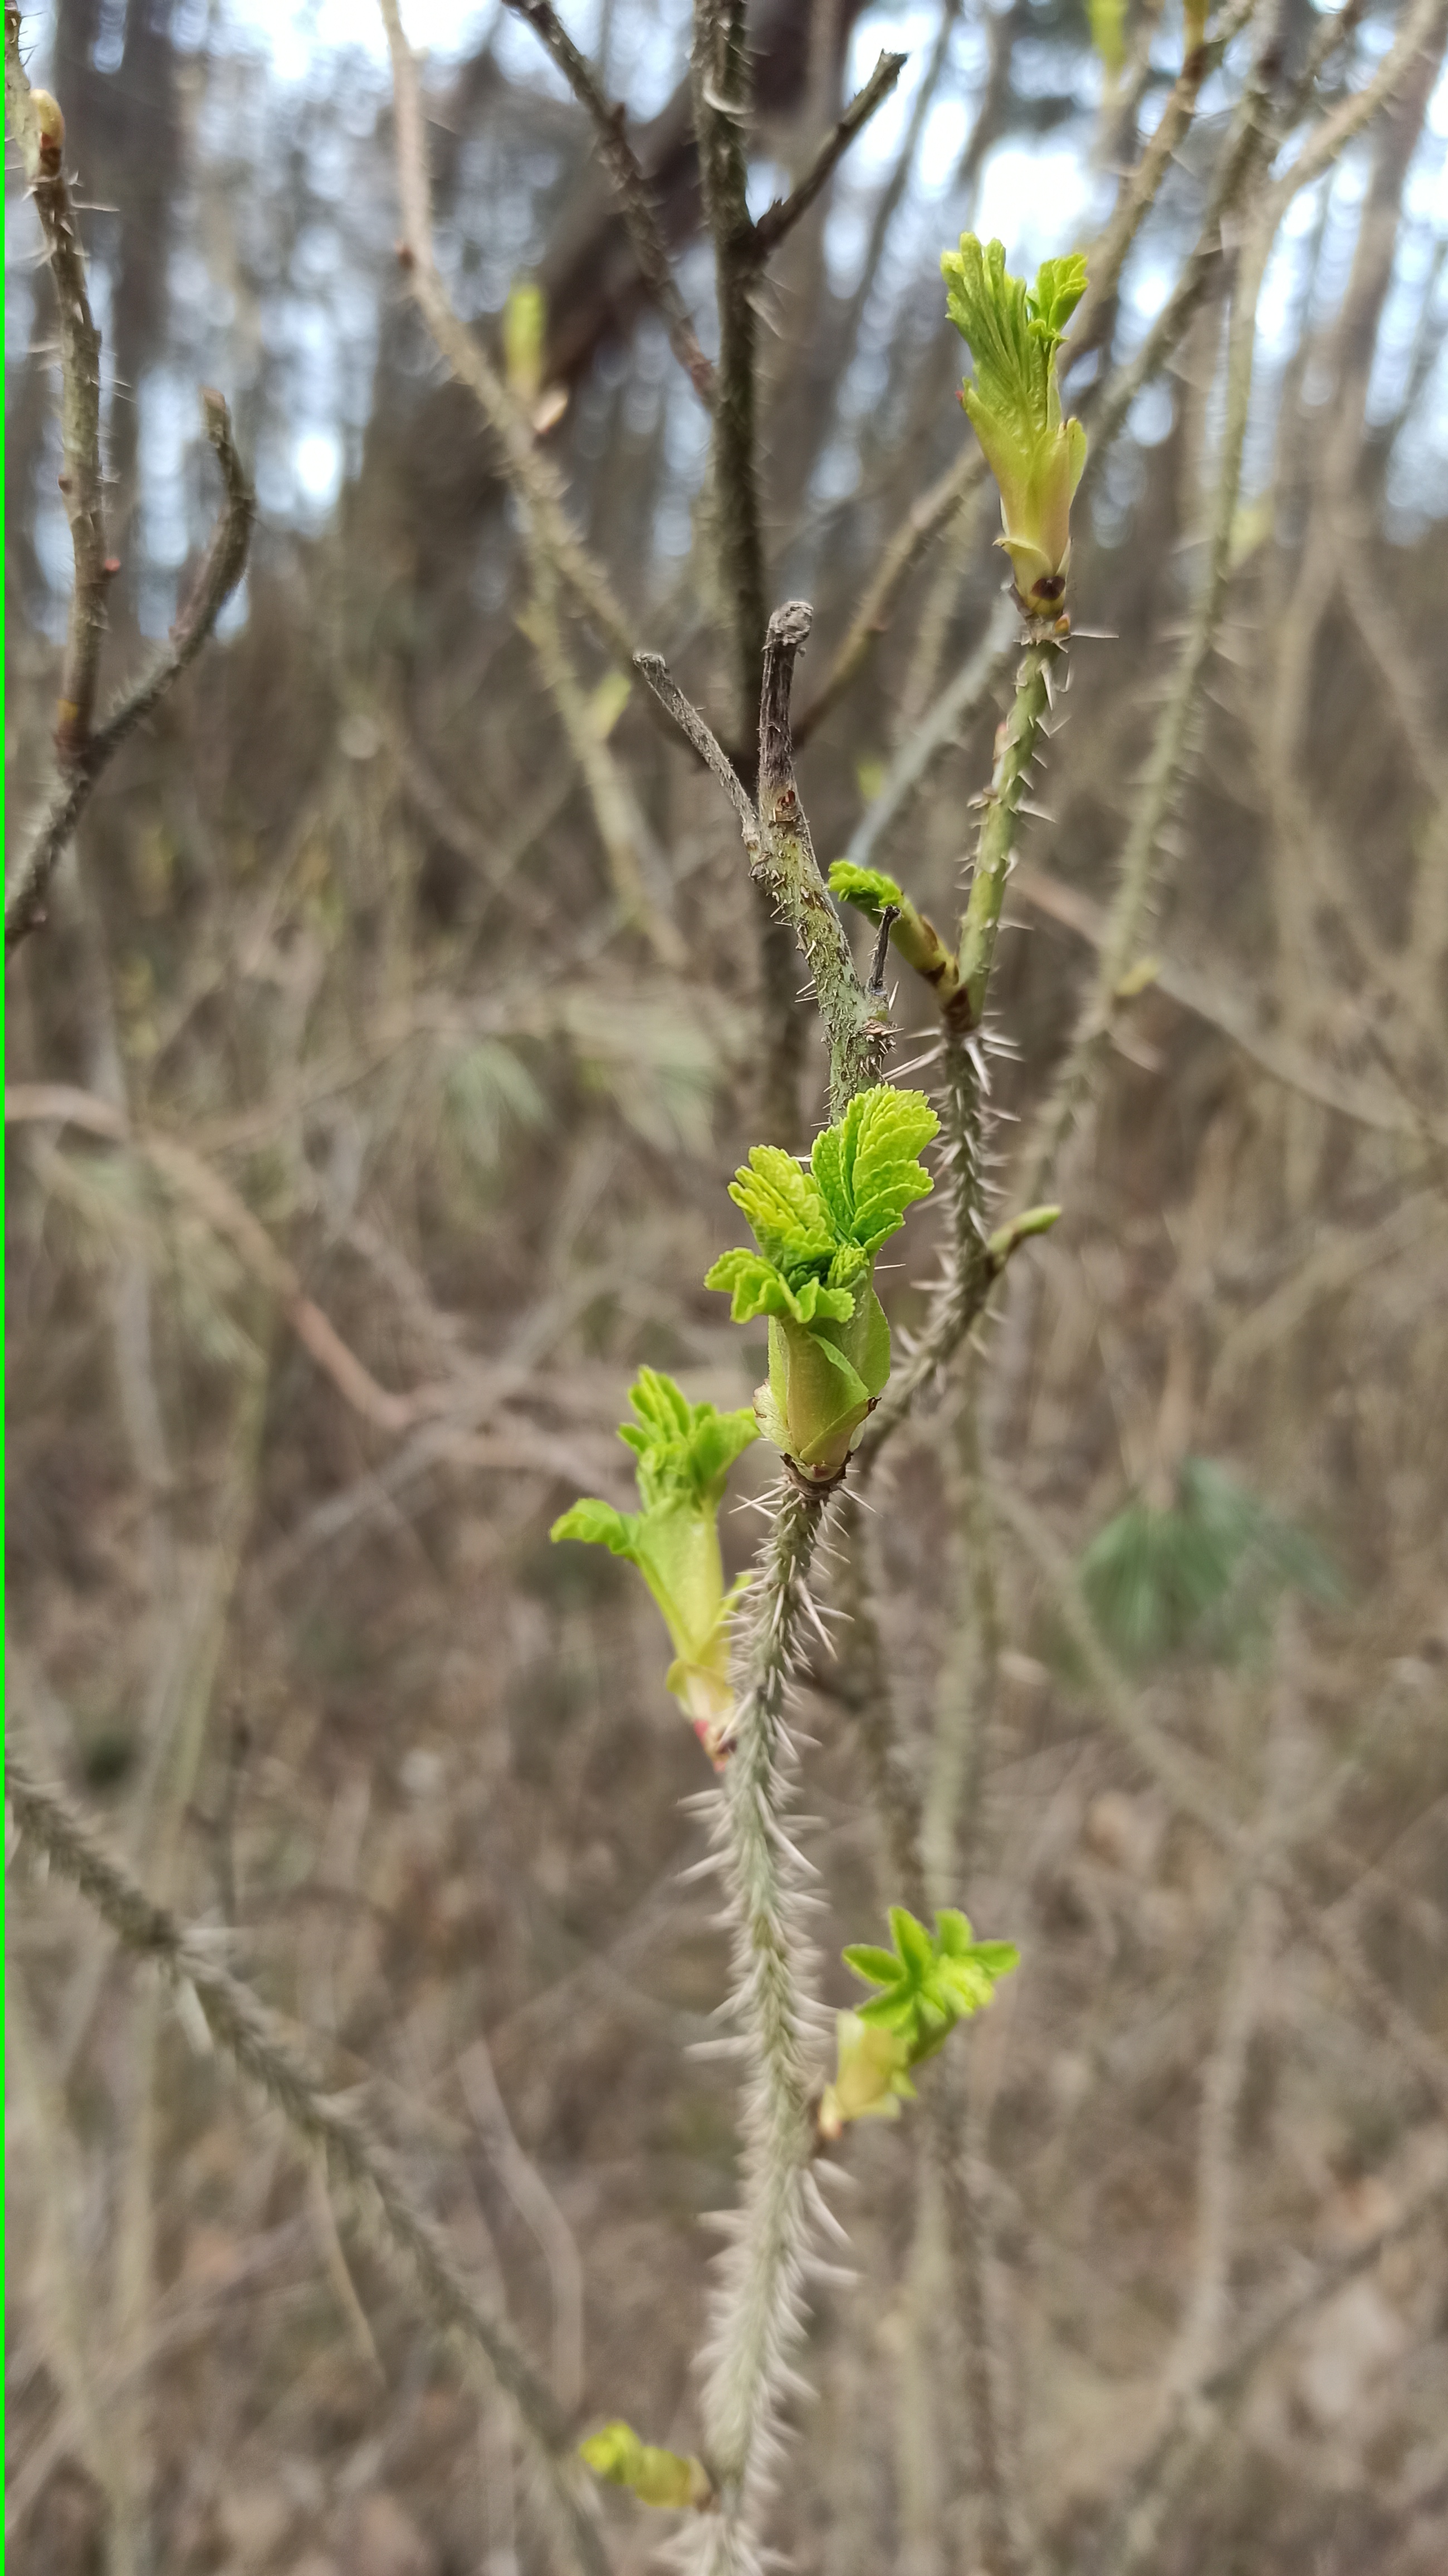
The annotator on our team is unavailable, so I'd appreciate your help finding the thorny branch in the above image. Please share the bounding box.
[637,606,890,1118]
[0,202,253,967]
[691,1484,834,2569]
[3,1743,612,2576]
[1063,0,1256,371]
[5,14,107,765]
[500,0,716,404]
[803,0,1393,753]
[6,387,254,959]
[756,602,892,1116]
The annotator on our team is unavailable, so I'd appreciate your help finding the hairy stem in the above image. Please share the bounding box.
[694,1485,830,2567]
[4,16,108,762]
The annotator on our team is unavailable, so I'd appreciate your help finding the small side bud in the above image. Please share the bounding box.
[580,2422,713,2512]
[503,279,547,406]
[30,88,65,172]
[985,1203,1062,1271]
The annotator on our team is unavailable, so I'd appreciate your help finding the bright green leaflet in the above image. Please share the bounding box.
[705,1086,939,1482]
[820,1905,1020,2135]
[579,2420,712,2511]
[551,1368,758,1760]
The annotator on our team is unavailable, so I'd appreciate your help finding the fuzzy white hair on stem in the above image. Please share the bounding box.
[668,1478,843,2573]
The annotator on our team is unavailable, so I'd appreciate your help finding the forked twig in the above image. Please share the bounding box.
[501,0,715,404]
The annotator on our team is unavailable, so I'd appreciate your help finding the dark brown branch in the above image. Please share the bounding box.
[4,1741,612,2576]
[750,50,906,259]
[691,0,803,1136]
[5,391,256,962]
[500,0,716,404]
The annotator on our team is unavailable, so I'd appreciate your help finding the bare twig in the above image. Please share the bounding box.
[689,0,805,1135]
[636,612,889,1115]
[3,1743,612,2576]
[521,560,687,964]
[633,652,761,839]
[5,389,255,960]
[378,0,637,670]
[1063,0,1256,372]
[500,0,715,404]
[750,52,907,258]
[692,0,766,732]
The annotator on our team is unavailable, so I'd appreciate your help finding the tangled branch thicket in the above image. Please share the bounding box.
[6,4,1447,2574]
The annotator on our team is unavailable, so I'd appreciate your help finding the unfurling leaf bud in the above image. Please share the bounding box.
[705,1087,938,1484]
[941,235,1088,618]
[551,1369,757,1763]
[829,861,961,1004]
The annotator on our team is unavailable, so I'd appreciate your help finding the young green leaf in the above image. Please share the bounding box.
[551,1370,757,1760]
[829,860,962,1002]
[941,233,1088,614]
[811,1085,940,1254]
[825,1904,1020,2126]
[706,1089,939,1483]
[726,1144,836,1267]
[828,861,905,918]
[579,2419,713,2511]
